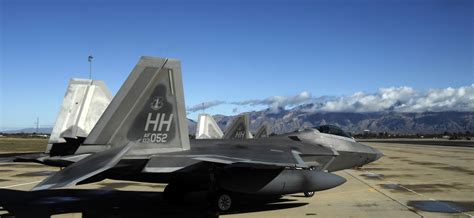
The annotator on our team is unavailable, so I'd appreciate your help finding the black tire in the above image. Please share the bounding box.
[304,191,315,197]
[215,191,233,212]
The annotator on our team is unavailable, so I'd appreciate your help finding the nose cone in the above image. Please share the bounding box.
[372,147,384,162]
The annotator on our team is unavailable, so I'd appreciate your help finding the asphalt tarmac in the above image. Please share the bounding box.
[0,141,473,218]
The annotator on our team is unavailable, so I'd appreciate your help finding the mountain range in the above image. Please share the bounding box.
[3,105,472,135]
[191,105,473,135]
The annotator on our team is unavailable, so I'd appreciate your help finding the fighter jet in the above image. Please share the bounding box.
[196,113,255,139]
[47,78,113,156]
[195,114,382,198]
[25,57,386,211]
[31,56,382,212]
[268,126,382,197]
[254,123,270,138]
[222,113,253,139]
[279,125,383,172]
[195,114,224,139]
[15,78,112,163]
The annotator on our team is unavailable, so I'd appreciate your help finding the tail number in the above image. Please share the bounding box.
[142,133,168,143]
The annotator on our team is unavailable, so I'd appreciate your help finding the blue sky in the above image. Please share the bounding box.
[1,0,473,130]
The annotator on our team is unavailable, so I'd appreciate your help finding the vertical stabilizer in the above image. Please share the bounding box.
[223,113,253,139]
[47,79,112,154]
[196,114,224,139]
[78,57,190,155]
[255,123,270,138]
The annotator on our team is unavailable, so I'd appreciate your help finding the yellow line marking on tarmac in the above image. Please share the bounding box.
[0,180,42,189]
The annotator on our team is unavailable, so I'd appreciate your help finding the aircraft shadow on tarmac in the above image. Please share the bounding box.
[0,188,307,218]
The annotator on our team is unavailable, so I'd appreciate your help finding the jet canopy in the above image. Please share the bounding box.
[313,125,352,138]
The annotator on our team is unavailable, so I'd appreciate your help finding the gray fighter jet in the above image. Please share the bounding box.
[31,56,382,212]
[197,114,370,197]
[195,114,224,139]
[15,78,112,163]
[222,113,253,139]
[272,126,383,197]
[47,78,113,155]
[279,125,383,172]
[196,113,256,139]
[254,123,270,138]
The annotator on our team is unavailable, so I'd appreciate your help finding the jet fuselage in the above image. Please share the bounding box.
[282,128,383,172]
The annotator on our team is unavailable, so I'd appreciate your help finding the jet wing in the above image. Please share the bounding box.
[32,142,135,190]
[192,150,310,168]
[142,155,305,173]
[142,143,338,173]
[15,153,92,168]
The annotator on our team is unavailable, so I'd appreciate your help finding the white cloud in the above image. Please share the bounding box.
[316,84,474,112]
[232,91,312,112]
[187,85,474,114]
[187,100,225,112]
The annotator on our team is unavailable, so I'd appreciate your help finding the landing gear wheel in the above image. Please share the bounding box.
[215,192,233,212]
[304,191,315,197]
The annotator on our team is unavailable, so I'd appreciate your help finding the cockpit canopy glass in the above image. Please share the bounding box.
[314,125,352,138]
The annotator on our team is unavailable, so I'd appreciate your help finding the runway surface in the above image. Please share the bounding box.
[359,139,474,148]
[0,141,473,217]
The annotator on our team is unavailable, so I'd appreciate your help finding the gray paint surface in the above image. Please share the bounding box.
[47,79,112,153]
[80,57,190,155]
[223,113,253,139]
[255,124,269,138]
[195,114,223,139]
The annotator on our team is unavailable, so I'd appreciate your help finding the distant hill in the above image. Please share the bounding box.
[1,128,53,134]
[210,107,473,135]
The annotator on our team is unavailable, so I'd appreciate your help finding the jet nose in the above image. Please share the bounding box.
[373,147,384,161]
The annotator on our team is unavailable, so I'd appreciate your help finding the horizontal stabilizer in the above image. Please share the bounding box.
[32,142,134,190]
[14,153,90,168]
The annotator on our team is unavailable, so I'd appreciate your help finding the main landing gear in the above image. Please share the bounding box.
[303,191,315,197]
[213,191,233,212]
[208,166,235,212]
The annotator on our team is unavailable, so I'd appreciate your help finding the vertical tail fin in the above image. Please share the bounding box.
[47,79,112,154]
[254,123,270,138]
[223,113,253,139]
[78,57,189,155]
[196,114,224,139]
